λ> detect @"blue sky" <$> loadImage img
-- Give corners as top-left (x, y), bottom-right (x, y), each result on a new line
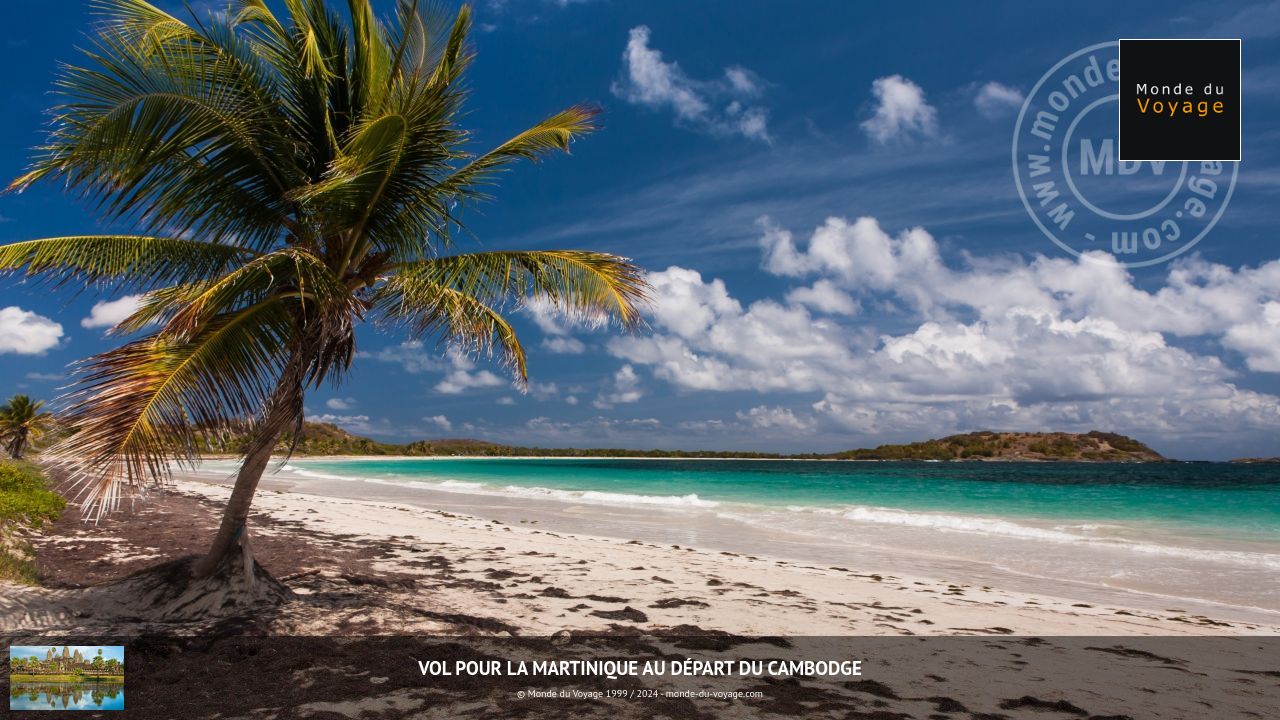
top-left (10, 645), bottom-right (125, 663)
top-left (3, 1), bottom-right (1280, 459)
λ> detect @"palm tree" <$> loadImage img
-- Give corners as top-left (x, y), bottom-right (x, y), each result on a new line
top-left (0, 0), bottom-right (648, 583)
top-left (0, 395), bottom-right (55, 459)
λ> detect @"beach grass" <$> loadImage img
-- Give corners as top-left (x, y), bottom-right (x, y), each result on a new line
top-left (0, 460), bottom-right (64, 583)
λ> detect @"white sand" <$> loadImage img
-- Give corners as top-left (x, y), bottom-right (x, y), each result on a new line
top-left (182, 474), bottom-right (1280, 636)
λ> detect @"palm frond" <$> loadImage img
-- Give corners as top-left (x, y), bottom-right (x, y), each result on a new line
top-left (11, 1), bottom-right (301, 248)
top-left (51, 299), bottom-right (299, 517)
top-left (0, 235), bottom-right (256, 292)
top-left (390, 250), bottom-right (648, 324)
top-left (377, 281), bottom-right (528, 381)
top-left (375, 250), bottom-right (648, 382)
top-left (438, 104), bottom-right (600, 199)
top-left (153, 247), bottom-right (353, 340)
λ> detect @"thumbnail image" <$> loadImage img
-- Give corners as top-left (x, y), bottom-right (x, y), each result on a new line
top-left (9, 645), bottom-right (124, 711)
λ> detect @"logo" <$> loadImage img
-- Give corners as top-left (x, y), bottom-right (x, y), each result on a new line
top-left (1119, 39), bottom-right (1241, 161)
top-left (1013, 42), bottom-right (1238, 268)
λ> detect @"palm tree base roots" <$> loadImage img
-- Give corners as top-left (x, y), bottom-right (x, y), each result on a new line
top-left (109, 549), bottom-right (292, 623)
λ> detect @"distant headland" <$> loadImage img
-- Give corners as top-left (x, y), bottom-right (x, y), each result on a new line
top-left (198, 424), bottom-right (1168, 462)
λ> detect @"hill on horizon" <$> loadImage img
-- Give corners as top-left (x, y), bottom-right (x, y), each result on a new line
top-left (196, 424), bottom-right (1166, 462)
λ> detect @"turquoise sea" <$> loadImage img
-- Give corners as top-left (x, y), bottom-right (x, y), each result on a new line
top-left (224, 457), bottom-right (1280, 613)
top-left (287, 458), bottom-right (1280, 542)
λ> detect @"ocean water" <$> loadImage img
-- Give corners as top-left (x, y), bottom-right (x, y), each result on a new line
top-left (227, 458), bottom-right (1280, 615)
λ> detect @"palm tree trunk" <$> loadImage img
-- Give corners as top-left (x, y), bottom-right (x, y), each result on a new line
top-left (191, 349), bottom-right (307, 579)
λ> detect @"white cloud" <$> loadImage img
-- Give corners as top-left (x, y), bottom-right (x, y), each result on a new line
top-left (609, 266), bottom-right (853, 393)
top-left (543, 337), bottom-right (586, 354)
top-left (81, 294), bottom-right (143, 329)
top-left (525, 297), bottom-right (596, 354)
top-left (608, 217), bottom-right (1280, 449)
top-left (0, 306), bottom-right (63, 355)
top-left (593, 364), bottom-right (645, 408)
top-left (425, 414), bottom-right (453, 432)
top-left (612, 25), bottom-right (771, 142)
top-left (435, 350), bottom-right (506, 394)
top-left (496, 396), bottom-right (517, 406)
top-left (25, 371), bottom-right (64, 381)
top-left (1222, 301), bottom-right (1280, 371)
top-left (724, 66), bottom-right (762, 96)
top-left (785, 279), bottom-right (859, 315)
top-left (974, 81), bottom-right (1024, 119)
top-left (325, 397), bottom-right (356, 411)
top-left (861, 75), bottom-right (938, 143)
top-left (305, 412), bottom-right (430, 439)
top-left (308, 413), bottom-right (371, 431)
top-left (364, 340), bottom-right (445, 374)
top-left (523, 415), bottom-right (663, 443)
top-left (366, 342), bottom-right (508, 394)
top-left (736, 405), bottom-right (816, 431)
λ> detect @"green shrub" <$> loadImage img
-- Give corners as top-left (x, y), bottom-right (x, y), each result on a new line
top-left (0, 461), bottom-right (64, 584)
top-left (0, 461), bottom-right (65, 528)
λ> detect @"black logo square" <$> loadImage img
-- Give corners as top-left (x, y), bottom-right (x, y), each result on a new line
top-left (1119, 39), bottom-right (1240, 161)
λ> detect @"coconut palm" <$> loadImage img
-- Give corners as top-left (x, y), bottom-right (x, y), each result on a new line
top-left (0, 395), bottom-right (55, 459)
top-left (0, 0), bottom-right (647, 582)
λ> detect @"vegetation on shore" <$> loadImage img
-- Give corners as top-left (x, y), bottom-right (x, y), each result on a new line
top-left (0, 394), bottom-right (55, 459)
top-left (10, 646), bottom-right (123, 679)
top-left (0, 460), bottom-right (65, 583)
top-left (200, 422), bottom-right (1166, 462)
top-left (832, 431), bottom-right (1164, 462)
top-left (11, 674), bottom-right (124, 683)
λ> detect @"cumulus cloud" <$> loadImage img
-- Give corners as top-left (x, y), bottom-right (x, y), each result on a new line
top-left (861, 75), bottom-right (938, 143)
top-left (306, 412), bottom-right (435, 438)
top-left (81, 295), bottom-right (143, 329)
top-left (307, 413), bottom-right (373, 432)
top-left (1222, 302), bottom-right (1280, 371)
top-left (612, 26), bottom-right (771, 141)
top-left (785, 279), bottom-right (859, 315)
top-left (974, 81), bottom-right (1024, 119)
top-left (0, 306), bottom-right (64, 355)
top-left (435, 351), bottom-right (506, 394)
top-left (425, 414), bottom-right (453, 432)
top-left (325, 397), bottom-right (356, 411)
top-left (525, 297), bottom-right (596, 354)
top-left (366, 341), bottom-right (508, 394)
top-left (608, 217), bottom-right (1280, 449)
top-left (736, 405), bottom-right (816, 431)
top-left (522, 415), bottom-right (663, 444)
top-left (594, 364), bottom-right (645, 408)
top-left (542, 337), bottom-right (586, 354)
top-left (364, 340), bottom-right (445, 374)
top-left (608, 266), bottom-right (853, 393)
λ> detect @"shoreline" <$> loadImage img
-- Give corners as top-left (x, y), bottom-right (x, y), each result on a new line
top-left (190, 474), bottom-right (1280, 633)
top-left (173, 470), bottom-right (1280, 634)
top-left (5, 467), bottom-right (1275, 637)
top-left (227, 458), bottom-right (1280, 618)
top-left (199, 453), bottom-right (1190, 463)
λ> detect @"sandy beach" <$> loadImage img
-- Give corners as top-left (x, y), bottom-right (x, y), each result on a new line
top-left (3, 467), bottom-right (1275, 637)
top-left (4, 467), bottom-right (1279, 719)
